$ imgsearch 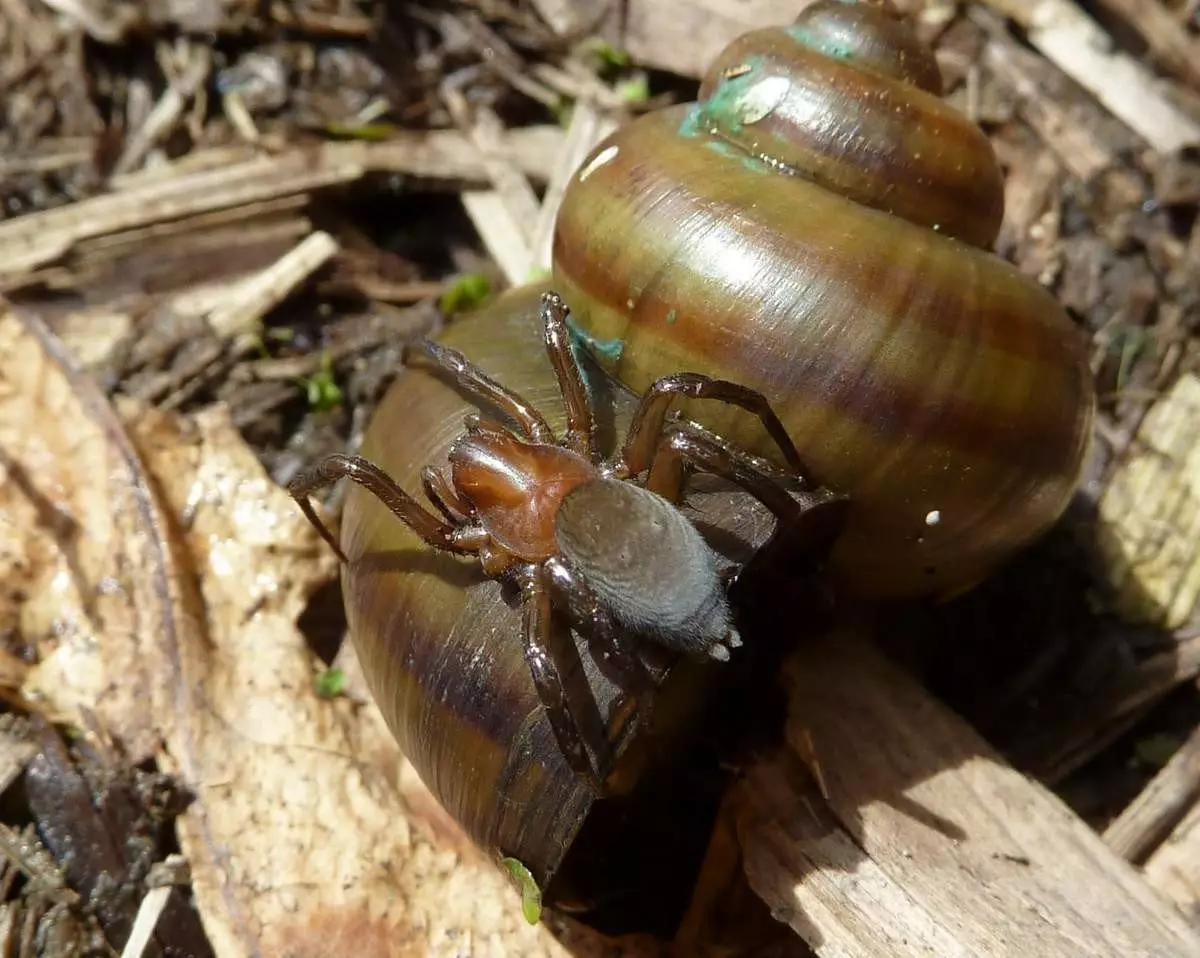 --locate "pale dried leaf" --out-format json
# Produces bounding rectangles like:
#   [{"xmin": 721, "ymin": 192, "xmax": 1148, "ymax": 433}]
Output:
[
  {"xmin": 1, "ymin": 301, "xmax": 170, "ymax": 760},
  {"xmin": 125, "ymin": 403, "xmax": 577, "ymax": 958}
]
